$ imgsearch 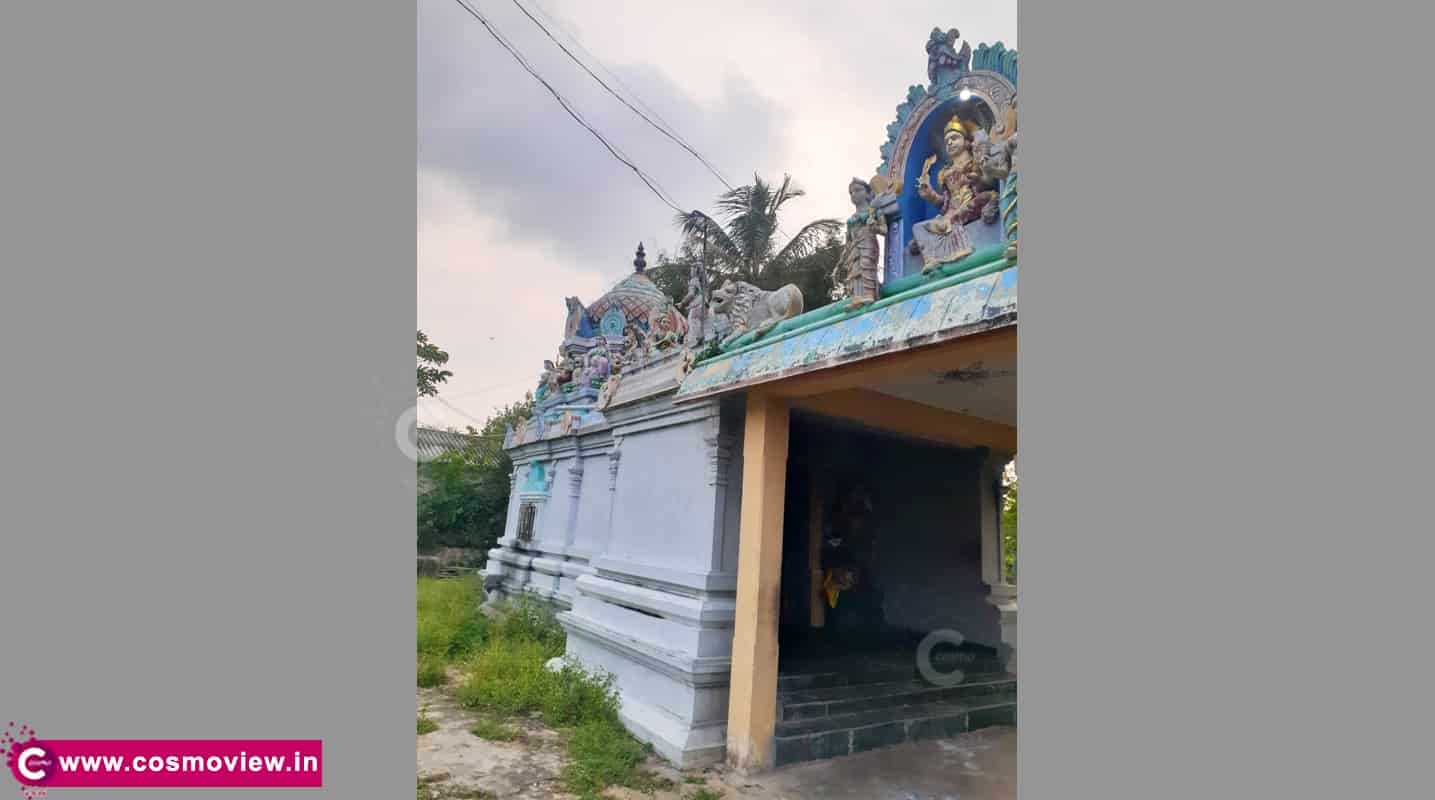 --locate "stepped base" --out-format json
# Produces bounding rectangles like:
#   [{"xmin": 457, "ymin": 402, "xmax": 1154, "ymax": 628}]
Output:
[
  {"xmin": 774, "ymin": 692, "xmax": 1016, "ymax": 767},
  {"xmin": 772, "ymin": 635, "xmax": 1015, "ymax": 768}
]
